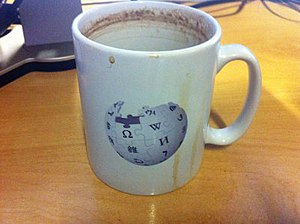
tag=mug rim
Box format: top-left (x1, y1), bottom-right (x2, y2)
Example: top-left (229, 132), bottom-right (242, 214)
top-left (72, 1), bottom-right (222, 55)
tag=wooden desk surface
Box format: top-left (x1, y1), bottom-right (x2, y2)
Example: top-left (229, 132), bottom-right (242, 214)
top-left (1, 1), bottom-right (299, 223)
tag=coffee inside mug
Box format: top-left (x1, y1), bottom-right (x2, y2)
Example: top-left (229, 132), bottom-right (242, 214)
top-left (82, 6), bottom-right (216, 51)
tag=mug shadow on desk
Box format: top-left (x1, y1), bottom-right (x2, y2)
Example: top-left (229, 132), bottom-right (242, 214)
top-left (206, 109), bottom-right (229, 150)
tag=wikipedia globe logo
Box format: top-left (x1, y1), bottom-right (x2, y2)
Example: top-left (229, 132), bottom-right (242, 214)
top-left (105, 101), bottom-right (188, 166)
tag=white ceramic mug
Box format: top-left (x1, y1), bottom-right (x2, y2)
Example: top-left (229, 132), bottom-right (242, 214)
top-left (72, 1), bottom-right (261, 195)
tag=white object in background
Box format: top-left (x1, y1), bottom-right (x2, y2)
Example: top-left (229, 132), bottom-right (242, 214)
top-left (0, 26), bottom-right (74, 78)
top-left (19, 0), bottom-right (82, 46)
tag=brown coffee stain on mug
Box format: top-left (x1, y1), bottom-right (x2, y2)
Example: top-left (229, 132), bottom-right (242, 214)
top-left (83, 8), bottom-right (209, 43)
top-left (149, 54), bottom-right (160, 59)
top-left (179, 72), bottom-right (201, 178)
top-left (172, 153), bottom-right (180, 189)
top-left (190, 125), bottom-right (202, 177)
top-left (172, 73), bottom-right (193, 189)
top-left (109, 56), bottom-right (115, 64)
top-left (179, 73), bottom-right (192, 110)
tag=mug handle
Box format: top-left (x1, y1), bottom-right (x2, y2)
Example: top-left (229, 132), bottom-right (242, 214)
top-left (205, 44), bottom-right (262, 145)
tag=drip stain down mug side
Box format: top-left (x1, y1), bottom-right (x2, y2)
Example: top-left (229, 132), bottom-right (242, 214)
top-left (72, 1), bottom-right (261, 195)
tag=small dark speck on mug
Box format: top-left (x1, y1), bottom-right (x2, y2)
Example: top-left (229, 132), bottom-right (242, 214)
top-left (109, 56), bottom-right (115, 64)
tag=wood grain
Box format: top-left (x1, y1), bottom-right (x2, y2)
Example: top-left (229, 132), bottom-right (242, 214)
top-left (1, 1), bottom-right (299, 223)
